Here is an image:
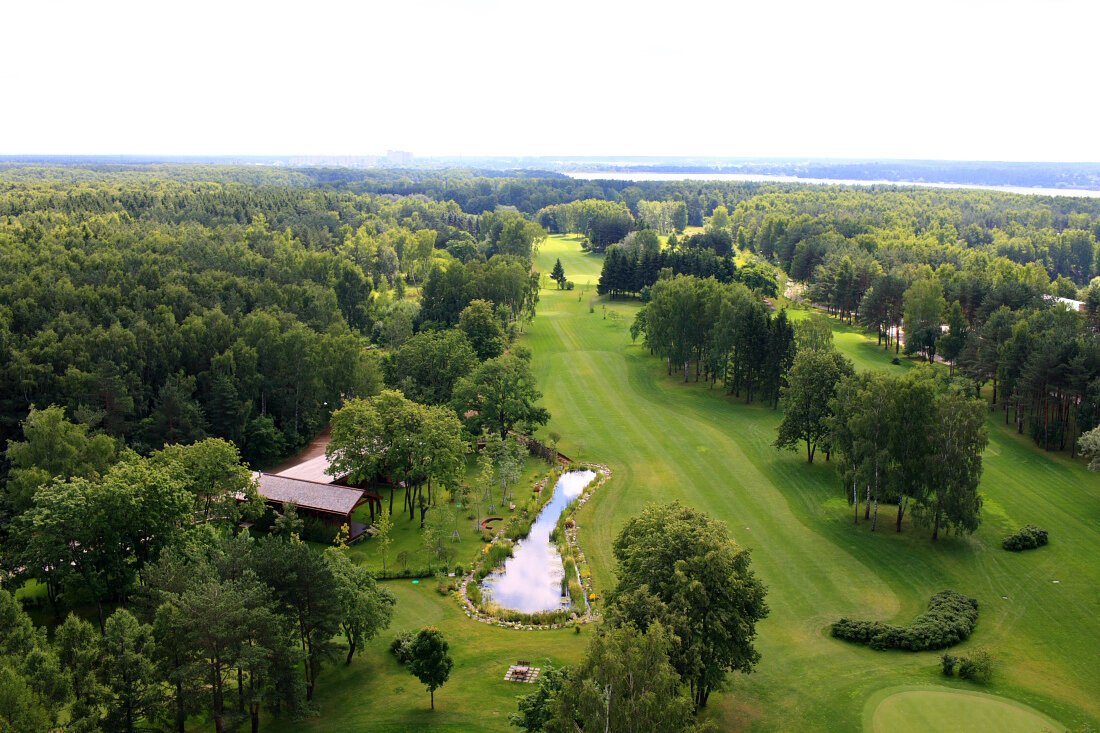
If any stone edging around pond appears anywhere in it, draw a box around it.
[457,462,611,631]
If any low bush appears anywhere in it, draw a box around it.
[957,649,993,682]
[390,631,414,664]
[1002,525,1048,551]
[941,653,958,676]
[467,582,481,605]
[831,590,979,651]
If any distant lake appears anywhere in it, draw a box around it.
[564,171,1100,199]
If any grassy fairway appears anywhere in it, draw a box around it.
[520,234,1100,731]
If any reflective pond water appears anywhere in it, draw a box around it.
[479,469,595,613]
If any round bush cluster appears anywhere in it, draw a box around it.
[1001,525,1048,551]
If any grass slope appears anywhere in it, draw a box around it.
[522,234,1100,731]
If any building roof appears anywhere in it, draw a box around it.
[275,454,339,485]
[255,472,366,516]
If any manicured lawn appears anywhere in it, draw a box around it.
[268,583,587,733]
[275,235,1100,731]
[864,686,1063,733]
[523,235,1099,731]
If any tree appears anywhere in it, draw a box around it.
[4,404,118,516]
[550,258,566,289]
[605,502,769,709]
[374,507,394,574]
[385,329,477,405]
[510,665,570,732]
[775,349,854,463]
[151,604,201,733]
[325,548,396,665]
[253,536,343,702]
[917,390,988,539]
[936,301,968,372]
[1079,425,1100,471]
[458,299,506,360]
[485,434,526,504]
[887,370,937,531]
[15,455,191,630]
[405,626,453,710]
[793,313,834,353]
[903,277,947,361]
[101,609,161,733]
[151,437,261,527]
[548,624,700,733]
[56,612,107,729]
[453,354,550,439]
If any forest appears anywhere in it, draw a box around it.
[1,163,1099,731]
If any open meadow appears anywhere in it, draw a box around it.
[275,234,1100,732]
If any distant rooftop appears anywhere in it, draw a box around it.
[254,472,365,516]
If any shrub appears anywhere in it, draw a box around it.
[1002,525,1048,551]
[453,564,465,577]
[957,649,993,682]
[941,653,958,676]
[565,280,575,290]
[390,631,414,663]
[891,357,902,365]
[831,590,979,651]
[467,582,481,605]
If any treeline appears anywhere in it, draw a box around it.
[632,275,796,405]
[0,170,552,466]
[807,258,1100,452]
[737,188,1100,286]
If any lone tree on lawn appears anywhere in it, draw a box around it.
[605,502,769,710]
[406,627,453,710]
[551,258,566,289]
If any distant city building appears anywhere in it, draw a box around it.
[386,149,413,165]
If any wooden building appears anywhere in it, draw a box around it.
[254,472,383,541]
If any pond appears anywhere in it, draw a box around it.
[479,469,595,613]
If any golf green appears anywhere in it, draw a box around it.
[865,686,1062,733]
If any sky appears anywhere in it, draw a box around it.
[3,0,1099,162]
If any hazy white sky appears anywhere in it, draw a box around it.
[3,0,1098,161]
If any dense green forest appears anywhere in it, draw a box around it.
[2,164,1099,731]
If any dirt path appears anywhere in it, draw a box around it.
[269,427,331,474]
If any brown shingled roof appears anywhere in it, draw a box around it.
[255,472,366,516]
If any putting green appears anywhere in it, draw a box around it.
[865,686,1062,733]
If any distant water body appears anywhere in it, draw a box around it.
[564,171,1100,199]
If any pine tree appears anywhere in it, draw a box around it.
[550,258,566,289]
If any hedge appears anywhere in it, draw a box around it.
[831,590,979,651]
